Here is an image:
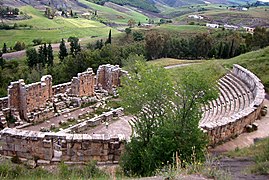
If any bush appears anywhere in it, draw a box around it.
[32,38,43,46]
[133,31,144,41]
[13,41,26,51]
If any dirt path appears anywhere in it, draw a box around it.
[164,62,202,69]
[217,157,269,180]
[2,36,93,60]
[2,42,64,60]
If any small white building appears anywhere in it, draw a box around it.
[243,26,255,34]
[206,23,219,28]
[224,24,239,30]
[188,15,204,20]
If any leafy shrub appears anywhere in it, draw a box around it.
[32,38,43,46]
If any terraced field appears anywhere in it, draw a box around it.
[78,0,149,24]
[1,6,119,47]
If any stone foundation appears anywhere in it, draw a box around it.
[0,128,124,164]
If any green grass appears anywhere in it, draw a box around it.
[1,6,120,47]
[156,24,211,34]
[150,45,269,92]
[147,58,204,67]
[220,46,269,92]
[79,0,149,24]
[0,159,109,179]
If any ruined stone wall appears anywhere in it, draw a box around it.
[8,80,27,119]
[70,68,95,97]
[0,97,8,110]
[25,75,53,113]
[96,64,127,93]
[52,82,71,96]
[0,128,124,164]
[203,64,265,145]
[1,65,123,124]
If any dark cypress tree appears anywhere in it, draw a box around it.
[95,40,100,50]
[0,51,5,68]
[75,43,81,55]
[38,45,46,66]
[70,38,80,56]
[47,43,54,66]
[43,43,48,63]
[70,40,75,57]
[2,43,7,53]
[26,48,38,68]
[70,10,73,17]
[59,39,68,62]
[105,29,112,45]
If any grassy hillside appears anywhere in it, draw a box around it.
[221,46,269,91]
[1,6,120,47]
[200,6,269,26]
[155,24,216,34]
[150,46,269,92]
[79,0,149,24]
[85,0,159,12]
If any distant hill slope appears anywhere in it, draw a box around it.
[1,0,88,10]
[1,0,258,12]
[85,0,160,13]
[154,0,257,7]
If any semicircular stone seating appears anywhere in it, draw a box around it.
[199,64,265,145]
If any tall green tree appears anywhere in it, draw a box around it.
[47,43,54,66]
[0,51,5,68]
[43,43,48,63]
[38,45,46,66]
[119,61,218,176]
[105,29,112,45]
[145,31,167,59]
[2,43,7,53]
[125,28,132,37]
[59,39,68,61]
[26,48,38,68]
[69,37,81,57]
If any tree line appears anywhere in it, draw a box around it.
[143,27,269,60]
[0,27,268,97]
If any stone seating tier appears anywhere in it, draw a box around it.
[200,64,264,144]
